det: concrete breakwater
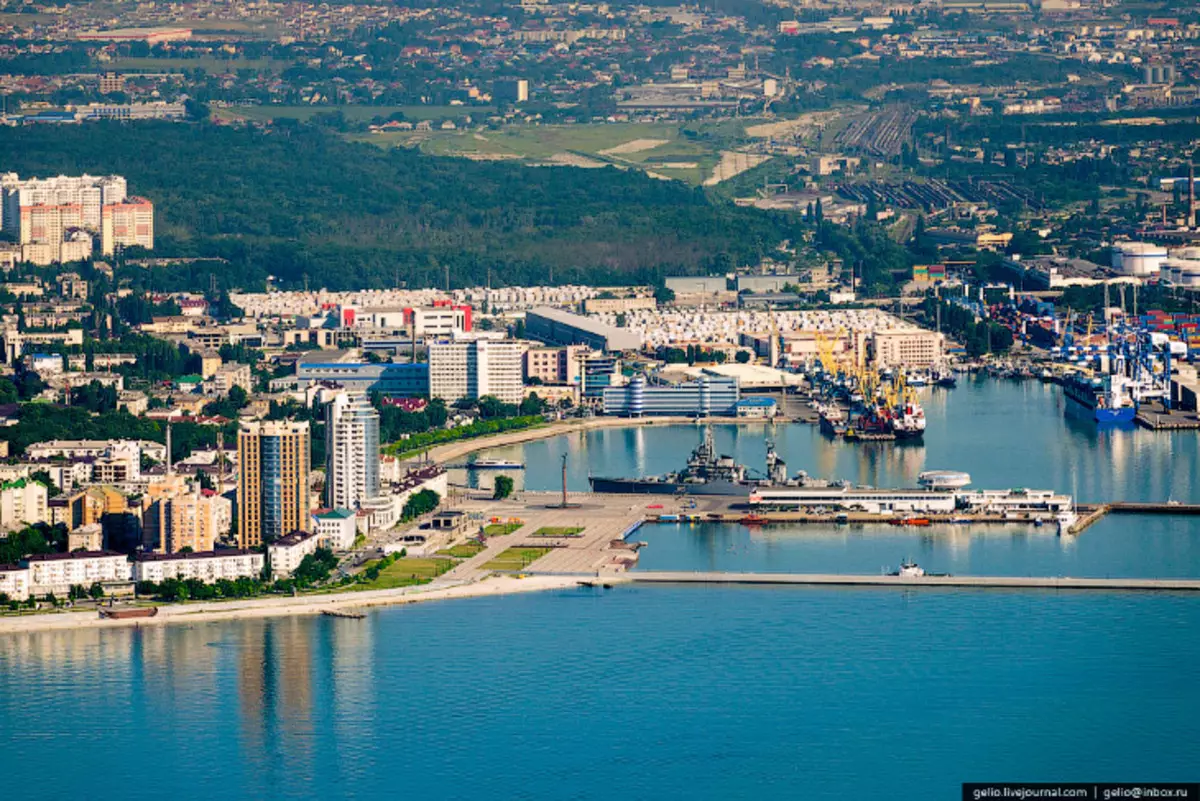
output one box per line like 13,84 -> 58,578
625,571 -> 1200,592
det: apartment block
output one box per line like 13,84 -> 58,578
133,549 -> 264,584
325,391 -> 380,511
24,551 -> 132,595
237,420 -> 311,548
267,529 -> 321,579
101,197 -> 154,255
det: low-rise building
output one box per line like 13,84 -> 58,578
0,564 -> 30,601
603,374 -> 740,417
312,508 -> 358,551
24,551 -> 131,595
267,529 -> 321,579
296,350 -> 429,396
133,549 -> 264,584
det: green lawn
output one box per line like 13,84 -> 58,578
483,522 -> 523,537
437,543 -> 486,558
354,557 -> 453,590
531,526 -> 584,538
482,547 -> 552,571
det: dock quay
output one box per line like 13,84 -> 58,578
626,571 -> 1200,593
1134,401 -> 1200,431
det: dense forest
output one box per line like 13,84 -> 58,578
0,122 -> 803,292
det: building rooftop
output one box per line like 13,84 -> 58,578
25,550 -> 126,562
134,549 -> 259,562
271,530 -> 319,548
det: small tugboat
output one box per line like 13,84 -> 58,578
890,560 -> 926,577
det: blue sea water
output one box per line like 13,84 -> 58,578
1,586 -> 1196,801
2,378 -> 1199,799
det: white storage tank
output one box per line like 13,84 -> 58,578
1167,258 -> 1200,287
1112,242 -> 1167,276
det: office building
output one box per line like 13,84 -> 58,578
526,307 -> 642,352
523,345 -> 587,385
237,420 -> 311,548
871,330 -> 944,368
343,302 -> 472,336
325,392 -> 381,511
134,549 -> 264,584
101,197 -> 154,254
602,374 -> 739,417
494,78 -> 529,103
580,353 -> 622,403
313,508 -> 358,551
428,337 -> 524,404
296,350 -> 429,396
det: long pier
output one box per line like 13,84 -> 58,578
627,571 -> 1200,592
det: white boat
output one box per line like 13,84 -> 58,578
917,470 -> 972,490
896,560 -> 926,577
1055,510 -> 1078,535
468,459 -> 525,470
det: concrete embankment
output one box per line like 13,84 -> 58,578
627,571 -> 1200,592
0,575 -> 579,636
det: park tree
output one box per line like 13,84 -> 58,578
493,474 -> 514,501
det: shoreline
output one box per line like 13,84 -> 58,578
403,414 -> 774,465
0,575 -> 580,635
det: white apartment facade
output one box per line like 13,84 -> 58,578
428,337 -> 525,404
0,564 -> 30,601
133,550 -> 264,584
267,530 -> 321,579
0,479 -> 49,530
24,551 -> 132,595
325,391 -> 381,510
312,509 -> 358,551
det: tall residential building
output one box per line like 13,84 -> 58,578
143,486 -> 233,553
325,391 -> 380,510
428,337 -> 525,405
1,173 -> 126,232
237,420 -> 311,548
101,197 -> 154,254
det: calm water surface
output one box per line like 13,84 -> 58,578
1,586 -> 1197,801
470,377 -> 1200,577
470,378 -> 1200,502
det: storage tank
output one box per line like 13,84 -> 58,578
1172,259 -> 1200,288
1112,242 -> 1167,276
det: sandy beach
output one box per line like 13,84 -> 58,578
0,574 -> 588,636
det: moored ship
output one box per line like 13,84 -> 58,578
590,427 -> 775,496
1061,372 -> 1135,423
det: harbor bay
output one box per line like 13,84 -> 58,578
1,586 -> 1196,801
468,379 -> 1200,503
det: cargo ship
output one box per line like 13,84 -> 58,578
590,427 -> 776,496
1061,372 -> 1136,423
